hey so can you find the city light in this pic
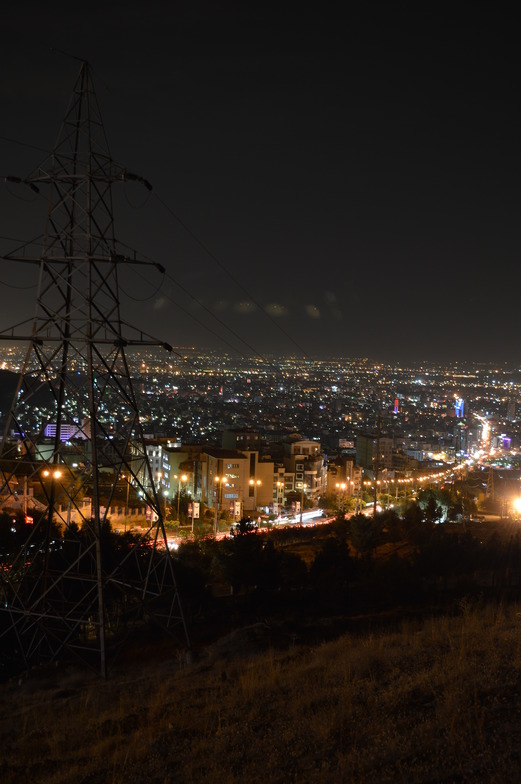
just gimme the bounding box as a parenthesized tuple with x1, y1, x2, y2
(42, 469, 62, 480)
(0, 344, 519, 537)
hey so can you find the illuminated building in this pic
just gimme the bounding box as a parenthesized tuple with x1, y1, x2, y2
(455, 398, 465, 418)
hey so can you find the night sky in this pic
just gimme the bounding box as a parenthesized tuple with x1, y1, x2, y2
(1, 3, 520, 364)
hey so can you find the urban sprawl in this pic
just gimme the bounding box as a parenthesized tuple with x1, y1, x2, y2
(1, 345, 519, 528)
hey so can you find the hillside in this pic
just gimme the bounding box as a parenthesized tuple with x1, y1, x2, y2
(1, 601, 521, 783)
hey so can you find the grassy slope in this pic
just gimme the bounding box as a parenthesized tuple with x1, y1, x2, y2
(2, 601, 521, 783)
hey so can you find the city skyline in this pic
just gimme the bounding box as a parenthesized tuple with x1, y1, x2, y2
(1, 343, 519, 458)
(1, 4, 519, 363)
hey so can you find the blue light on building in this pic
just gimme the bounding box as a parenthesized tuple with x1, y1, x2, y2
(455, 398, 465, 418)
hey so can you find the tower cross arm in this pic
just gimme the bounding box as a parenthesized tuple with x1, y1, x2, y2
(25, 166, 152, 191)
(1, 252, 163, 271)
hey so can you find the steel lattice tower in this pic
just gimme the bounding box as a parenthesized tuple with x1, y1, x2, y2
(0, 61, 190, 676)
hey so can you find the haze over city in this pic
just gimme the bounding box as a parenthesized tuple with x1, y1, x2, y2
(2, 3, 519, 363)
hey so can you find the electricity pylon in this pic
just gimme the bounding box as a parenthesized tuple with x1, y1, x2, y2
(0, 61, 190, 676)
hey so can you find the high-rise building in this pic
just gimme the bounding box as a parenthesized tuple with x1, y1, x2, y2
(356, 433, 394, 473)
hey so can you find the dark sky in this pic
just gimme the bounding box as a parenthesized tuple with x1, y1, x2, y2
(1, 3, 520, 363)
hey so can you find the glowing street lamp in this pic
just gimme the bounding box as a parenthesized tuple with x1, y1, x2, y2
(276, 480, 284, 515)
(176, 474, 188, 522)
(249, 478, 262, 523)
(249, 477, 262, 501)
(298, 482, 307, 525)
(163, 489, 169, 519)
(120, 473, 131, 532)
(42, 467, 64, 527)
(214, 475, 227, 535)
(336, 482, 347, 513)
(42, 469, 62, 480)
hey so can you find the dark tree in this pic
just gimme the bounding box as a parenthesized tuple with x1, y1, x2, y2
(310, 536, 353, 607)
(349, 513, 383, 559)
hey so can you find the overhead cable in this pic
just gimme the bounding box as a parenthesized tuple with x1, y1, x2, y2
(152, 191, 309, 359)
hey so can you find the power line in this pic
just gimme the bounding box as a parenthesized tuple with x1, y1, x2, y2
(163, 269, 266, 361)
(0, 134, 51, 154)
(153, 192, 309, 359)
(0, 277, 36, 291)
(2, 137, 307, 357)
(126, 262, 256, 359)
(119, 265, 166, 302)
(115, 238, 266, 360)
(0, 234, 39, 244)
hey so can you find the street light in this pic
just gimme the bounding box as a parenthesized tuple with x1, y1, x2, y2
(276, 480, 284, 517)
(18, 475, 29, 521)
(121, 473, 131, 532)
(299, 482, 307, 525)
(249, 478, 262, 524)
(336, 482, 347, 515)
(176, 474, 188, 522)
(249, 478, 261, 500)
(163, 489, 169, 519)
(42, 468, 64, 528)
(214, 476, 227, 536)
(42, 469, 62, 480)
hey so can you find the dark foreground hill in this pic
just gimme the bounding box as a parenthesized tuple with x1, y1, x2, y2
(1, 601, 521, 783)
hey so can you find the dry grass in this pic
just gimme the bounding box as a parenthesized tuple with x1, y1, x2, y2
(2, 602, 521, 783)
